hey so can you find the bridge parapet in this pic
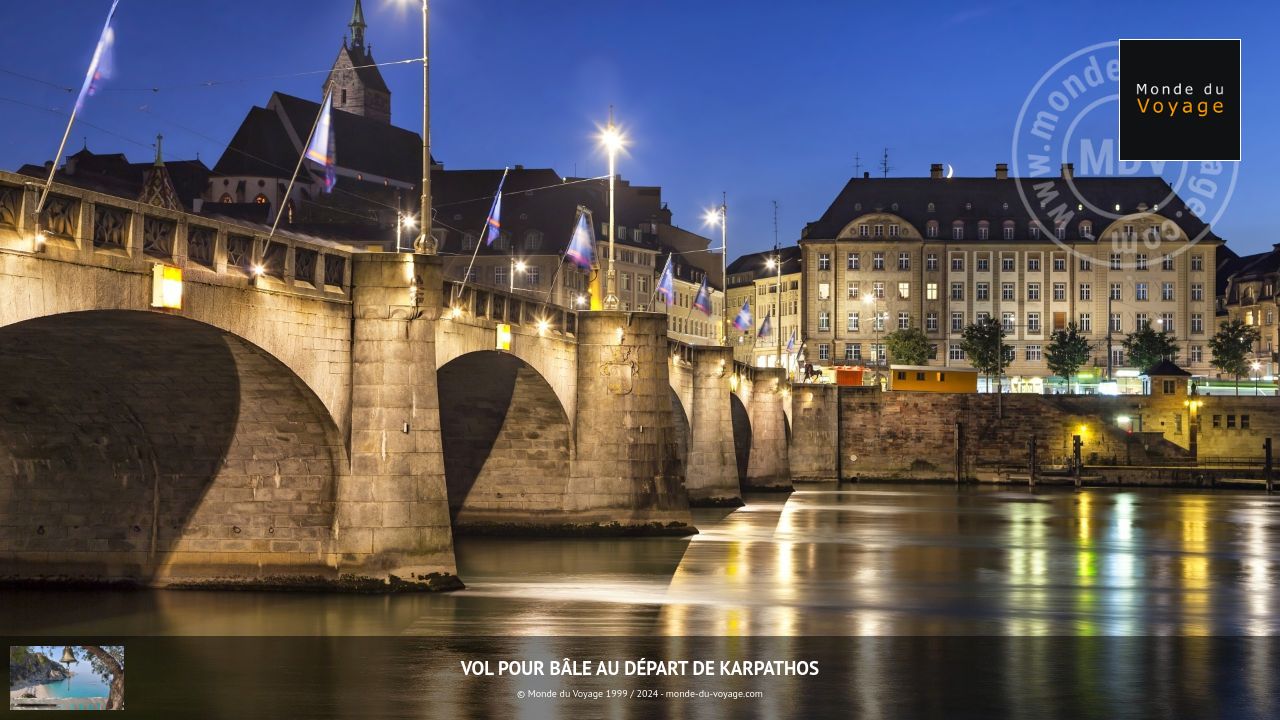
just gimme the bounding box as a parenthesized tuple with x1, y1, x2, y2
(0, 171, 354, 302)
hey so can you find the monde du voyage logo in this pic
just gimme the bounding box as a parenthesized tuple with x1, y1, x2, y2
(1120, 39, 1241, 162)
(1011, 39, 1240, 268)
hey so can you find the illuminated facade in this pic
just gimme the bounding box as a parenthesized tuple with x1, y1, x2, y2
(798, 163, 1224, 391)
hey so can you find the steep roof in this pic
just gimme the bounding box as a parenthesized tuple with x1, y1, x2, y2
(1143, 359, 1191, 377)
(802, 174, 1221, 244)
(212, 92, 420, 182)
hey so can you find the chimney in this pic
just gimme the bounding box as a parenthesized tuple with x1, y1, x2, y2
(1061, 162, 1074, 179)
(995, 163, 1008, 180)
(930, 163, 944, 179)
(863, 171, 870, 179)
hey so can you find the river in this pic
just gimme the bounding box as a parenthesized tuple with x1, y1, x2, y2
(5, 484, 1279, 718)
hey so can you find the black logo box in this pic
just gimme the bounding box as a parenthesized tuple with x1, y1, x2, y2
(1119, 39, 1240, 162)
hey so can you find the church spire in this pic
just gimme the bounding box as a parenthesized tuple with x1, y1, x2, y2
(349, 0, 367, 49)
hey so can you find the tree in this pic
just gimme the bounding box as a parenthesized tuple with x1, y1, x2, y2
(1045, 322, 1093, 392)
(960, 318, 1012, 384)
(884, 327, 931, 366)
(1209, 318, 1261, 395)
(64, 646, 125, 710)
(1122, 324, 1179, 373)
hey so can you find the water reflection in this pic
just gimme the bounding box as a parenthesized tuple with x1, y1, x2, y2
(4, 485, 1280, 638)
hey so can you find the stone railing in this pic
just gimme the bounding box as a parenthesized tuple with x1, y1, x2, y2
(0, 171, 354, 299)
(442, 279, 577, 336)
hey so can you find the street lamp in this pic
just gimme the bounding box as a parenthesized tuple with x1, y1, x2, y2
(766, 255, 783, 371)
(704, 200, 728, 344)
(392, 0, 433, 251)
(598, 113, 626, 311)
(1252, 360, 1262, 396)
(862, 292, 883, 386)
(511, 259, 526, 293)
(397, 213, 417, 252)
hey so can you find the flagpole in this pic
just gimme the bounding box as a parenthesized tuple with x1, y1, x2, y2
(36, 0, 120, 219)
(457, 167, 508, 305)
(269, 87, 333, 241)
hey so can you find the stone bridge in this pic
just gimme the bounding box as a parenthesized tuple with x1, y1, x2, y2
(0, 172, 790, 591)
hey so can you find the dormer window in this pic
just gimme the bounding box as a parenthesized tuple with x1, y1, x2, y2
(926, 220, 938, 238)
(977, 221, 990, 240)
(1002, 220, 1015, 240)
(952, 221, 964, 240)
(1079, 220, 1093, 238)
(927, 202, 936, 213)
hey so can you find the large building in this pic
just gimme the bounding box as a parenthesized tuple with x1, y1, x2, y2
(1219, 243, 1280, 380)
(798, 163, 1224, 391)
(726, 247, 802, 369)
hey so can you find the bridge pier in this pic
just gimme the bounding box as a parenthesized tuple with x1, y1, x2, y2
(683, 346, 742, 506)
(563, 312, 695, 534)
(744, 368, 793, 492)
(339, 254, 460, 589)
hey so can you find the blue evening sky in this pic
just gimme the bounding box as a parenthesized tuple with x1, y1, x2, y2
(1, 1, 1276, 255)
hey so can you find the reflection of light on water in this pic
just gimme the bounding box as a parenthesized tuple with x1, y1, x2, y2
(1179, 497, 1210, 636)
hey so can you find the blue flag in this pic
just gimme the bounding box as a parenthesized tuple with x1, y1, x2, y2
(757, 310, 772, 339)
(74, 0, 120, 114)
(692, 276, 712, 315)
(305, 93, 336, 193)
(732, 301, 752, 332)
(786, 329, 796, 352)
(484, 175, 505, 245)
(566, 211, 595, 269)
(656, 256, 674, 306)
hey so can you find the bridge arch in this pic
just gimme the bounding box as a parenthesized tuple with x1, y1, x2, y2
(0, 252, 352, 437)
(436, 350, 572, 530)
(0, 310, 346, 583)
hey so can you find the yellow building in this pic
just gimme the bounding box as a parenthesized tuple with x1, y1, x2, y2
(887, 365, 978, 393)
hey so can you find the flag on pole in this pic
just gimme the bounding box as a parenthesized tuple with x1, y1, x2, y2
(757, 310, 772, 339)
(566, 210, 595, 269)
(732, 301, 752, 332)
(483, 174, 506, 245)
(74, 0, 121, 113)
(692, 276, 712, 315)
(304, 93, 336, 193)
(656, 256, 674, 306)
(786, 329, 796, 353)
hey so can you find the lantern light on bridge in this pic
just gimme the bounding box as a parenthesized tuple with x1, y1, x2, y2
(536, 318, 550, 336)
(496, 323, 512, 351)
(150, 264, 183, 309)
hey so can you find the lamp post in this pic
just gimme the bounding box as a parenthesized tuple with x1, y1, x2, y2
(418, 0, 432, 252)
(863, 292, 883, 386)
(511, 259, 525, 293)
(705, 200, 728, 344)
(1253, 360, 1262, 396)
(397, 212, 417, 252)
(767, 255, 783, 371)
(599, 112, 625, 311)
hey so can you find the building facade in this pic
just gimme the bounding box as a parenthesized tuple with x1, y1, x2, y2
(798, 163, 1224, 391)
(660, 250, 724, 346)
(1219, 244, 1280, 381)
(726, 247, 802, 370)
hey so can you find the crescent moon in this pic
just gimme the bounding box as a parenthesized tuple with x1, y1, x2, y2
(945, 164, 954, 179)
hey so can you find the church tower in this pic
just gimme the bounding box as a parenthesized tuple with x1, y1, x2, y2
(323, 0, 392, 123)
